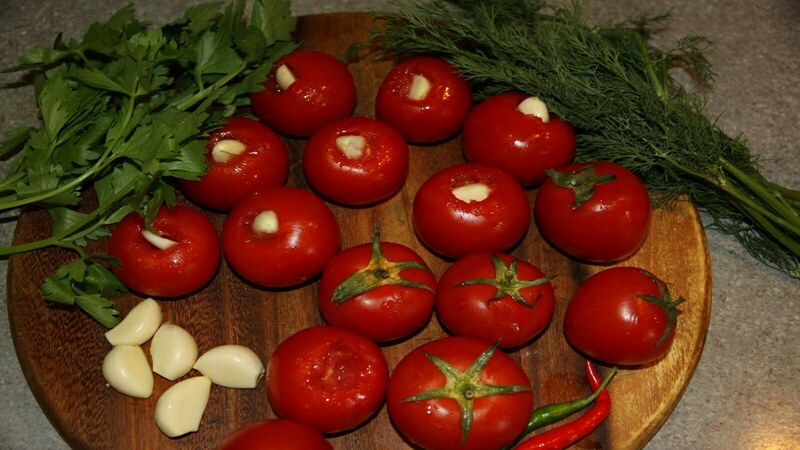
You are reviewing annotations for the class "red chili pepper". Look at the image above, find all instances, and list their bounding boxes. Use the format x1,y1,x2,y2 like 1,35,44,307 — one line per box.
515,360,613,450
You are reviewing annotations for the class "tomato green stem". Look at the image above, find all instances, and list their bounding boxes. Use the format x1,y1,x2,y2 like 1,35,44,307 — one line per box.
544,165,616,208
458,254,554,306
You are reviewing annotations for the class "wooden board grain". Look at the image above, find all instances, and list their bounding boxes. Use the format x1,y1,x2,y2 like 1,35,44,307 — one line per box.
6,12,711,450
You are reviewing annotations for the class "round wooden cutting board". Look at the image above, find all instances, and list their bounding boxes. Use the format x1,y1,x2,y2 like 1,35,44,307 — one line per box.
6,12,711,450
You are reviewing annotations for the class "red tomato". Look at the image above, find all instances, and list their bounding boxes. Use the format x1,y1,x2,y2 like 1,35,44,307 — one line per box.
221,187,340,287
564,267,684,366
387,336,533,450
317,228,436,342
461,92,576,186
303,116,409,205
179,117,289,211
251,50,356,137
107,205,220,297
266,325,389,434
413,163,530,259
533,161,651,262
217,418,332,450
375,56,472,143
436,252,555,349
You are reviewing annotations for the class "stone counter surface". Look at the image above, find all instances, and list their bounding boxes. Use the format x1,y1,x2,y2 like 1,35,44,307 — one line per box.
1,1,797,449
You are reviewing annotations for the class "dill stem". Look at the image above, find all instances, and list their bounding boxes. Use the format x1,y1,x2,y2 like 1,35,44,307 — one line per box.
720,157,800,229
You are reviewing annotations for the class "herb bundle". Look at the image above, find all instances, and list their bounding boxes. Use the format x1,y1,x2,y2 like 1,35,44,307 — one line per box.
373,0,800,279
0,0,297,326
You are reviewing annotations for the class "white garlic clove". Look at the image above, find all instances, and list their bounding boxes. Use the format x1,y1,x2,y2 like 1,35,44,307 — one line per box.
105,298,162,346
452,182,491,203
193,344,265,389
154,376,212,438
150,323,198,381
102,345,154,398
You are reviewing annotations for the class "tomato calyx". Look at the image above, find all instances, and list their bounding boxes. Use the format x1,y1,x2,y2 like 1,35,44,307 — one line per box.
458,254,555,307
403,342,531,444
636,271,686,345
332,226,434,304
545,165,616,208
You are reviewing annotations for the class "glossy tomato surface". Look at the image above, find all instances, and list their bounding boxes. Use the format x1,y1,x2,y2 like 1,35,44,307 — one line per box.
221,187,340,287
217,418,332,450
375,56,472,143
564,267,683,366
266,326,389,434
107,205,220,297
303,116,409,205
387,336,533,450
534,161,651,262
251,50,356,137
462,92,576,186
413,163,530,259
317,238,436,342
180,117,289,211
436,252,555,349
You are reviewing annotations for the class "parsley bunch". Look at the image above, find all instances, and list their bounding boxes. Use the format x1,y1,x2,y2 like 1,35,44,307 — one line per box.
0,0,297,327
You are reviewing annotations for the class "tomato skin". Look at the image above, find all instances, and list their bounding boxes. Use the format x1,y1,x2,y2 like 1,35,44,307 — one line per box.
436,252,555,349
564,267,678,366
317,241,436,343
413,163,530,259
534,161,651,262
179,117,289,211
107,205,220,297
217,418,332,450
387,336,533,450
375,56,472,143
303,116,409,205
251,50,356,137
462,92,576,186
221,187,340,288
266,326,389,434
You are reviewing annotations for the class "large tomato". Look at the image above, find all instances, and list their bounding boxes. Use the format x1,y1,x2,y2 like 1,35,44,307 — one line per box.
303,116,409,205
221,187,340,288
266,326,389,434
387,336,533,450
436,252,555,349
413,163,530,259
251,50,356,137
533,161,651,262
564,267,684,366
375,56,472,144
317,227,436,342
461,92,576,186
179,117,289,211
217,418,332,450
107,205,220,297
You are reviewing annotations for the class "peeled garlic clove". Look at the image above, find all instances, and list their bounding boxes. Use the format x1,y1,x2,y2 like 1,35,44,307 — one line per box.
105,298,162,346
155,376,211,438
102,345,154,398
150,323,198,381
193,344,264,389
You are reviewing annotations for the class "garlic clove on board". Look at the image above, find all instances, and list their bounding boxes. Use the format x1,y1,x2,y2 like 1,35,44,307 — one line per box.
193,344,265,389
150,323,198,381
105,298,162,346
154,376,212,438
102,345,154,398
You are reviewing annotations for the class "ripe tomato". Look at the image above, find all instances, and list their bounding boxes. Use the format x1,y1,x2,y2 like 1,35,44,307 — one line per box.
413,163,530,259
436,253,555,349
266,325,389,434
375,56,472,143
317,227,436,343
217,418,332,450
179,117,289,211
221,187,340,288
564,267,685,366
107,205,220,297
533,161,651,262
461,92,576,186
387,337,533,450
303,116,409,205
251,50,357,137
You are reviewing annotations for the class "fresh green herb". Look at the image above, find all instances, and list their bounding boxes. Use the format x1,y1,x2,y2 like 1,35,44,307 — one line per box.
372,0,800,279
0,0,297,327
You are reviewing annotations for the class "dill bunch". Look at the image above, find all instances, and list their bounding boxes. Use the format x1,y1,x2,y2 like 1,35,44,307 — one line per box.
372,0,800,279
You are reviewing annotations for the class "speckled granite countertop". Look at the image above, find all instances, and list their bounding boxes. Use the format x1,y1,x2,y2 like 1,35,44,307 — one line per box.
1,1,798,449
